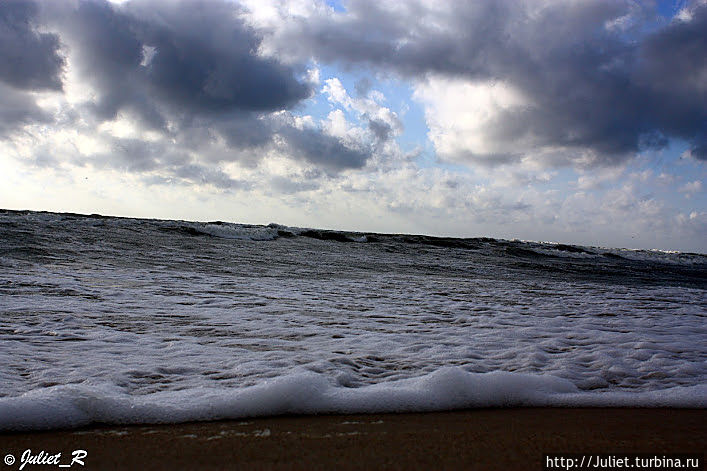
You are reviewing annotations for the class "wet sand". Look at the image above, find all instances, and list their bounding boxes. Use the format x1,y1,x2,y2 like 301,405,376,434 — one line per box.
1,408,704,470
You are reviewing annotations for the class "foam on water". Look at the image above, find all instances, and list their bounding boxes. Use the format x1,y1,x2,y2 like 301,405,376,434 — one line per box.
0,210,705,431
1,368,704,431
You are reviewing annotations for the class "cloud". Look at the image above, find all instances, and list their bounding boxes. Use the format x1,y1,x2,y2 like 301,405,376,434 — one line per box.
0,1,64,136
279,125,370,171
0,0,64,91
45,0,311,123
0,83,52,137
637,1,707,160
12,0,701,174
261,0,707,168
170,163,248,190
0,0,378,179
368,118,392,142
412,77,528,166
269,175,320,194
322,77,402,144
679,180,703,198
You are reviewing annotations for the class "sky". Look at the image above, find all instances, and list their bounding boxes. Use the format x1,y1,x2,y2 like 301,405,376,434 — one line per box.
0,0,705,252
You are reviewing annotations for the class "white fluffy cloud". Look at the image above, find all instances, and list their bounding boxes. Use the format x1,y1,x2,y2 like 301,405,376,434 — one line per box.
413,76,530,164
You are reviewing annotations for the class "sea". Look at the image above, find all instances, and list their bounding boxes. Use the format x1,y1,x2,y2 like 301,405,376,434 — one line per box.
0,209,705,431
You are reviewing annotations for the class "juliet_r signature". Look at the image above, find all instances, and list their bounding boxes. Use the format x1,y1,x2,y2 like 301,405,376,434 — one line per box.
12,449,87,470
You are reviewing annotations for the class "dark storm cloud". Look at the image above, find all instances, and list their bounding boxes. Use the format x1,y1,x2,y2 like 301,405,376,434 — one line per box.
47,0,310,123
0,0,63,135
279,126,370,171
691,136,707,160
216,115,278,151
0,0,64,91
276,0,707,166
129,1,310,114
637,3,707,160
160,113,370,172
12,0,373,174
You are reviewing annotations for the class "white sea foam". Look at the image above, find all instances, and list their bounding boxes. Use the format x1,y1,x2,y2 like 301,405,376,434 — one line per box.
1,368,704,431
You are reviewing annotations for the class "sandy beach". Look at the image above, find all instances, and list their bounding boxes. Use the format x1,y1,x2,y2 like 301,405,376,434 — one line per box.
1,408,704,470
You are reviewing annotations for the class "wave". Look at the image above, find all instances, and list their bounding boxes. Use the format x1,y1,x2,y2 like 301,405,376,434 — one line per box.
2,209,705,265
1,368,704,432
159,222,281,241
154,221,707,266
157,221,369,243
159,222,705,264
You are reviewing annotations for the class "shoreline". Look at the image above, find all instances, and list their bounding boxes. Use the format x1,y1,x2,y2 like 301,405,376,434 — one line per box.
1,408,704,470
